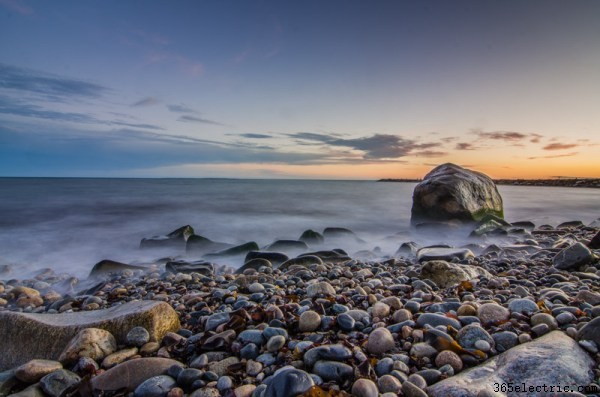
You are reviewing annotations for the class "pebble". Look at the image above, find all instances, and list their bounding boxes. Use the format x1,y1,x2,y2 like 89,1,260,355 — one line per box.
351,378,378,397
127,326,151,347
337,313,355,331
313,361,353,381
306,281,336,297
15,360,63,383
263,368,314,397
377,375,402,393
133,375,177,397
507,298,538,314
101,347,139,369
402,380,428,397
477,303,510,325
493,331,518,352
366,327,395,355
435,350,463,372
298,310,321,332
266,335,286,352
456,324,494,350
39,369,81,397
530,313,558,330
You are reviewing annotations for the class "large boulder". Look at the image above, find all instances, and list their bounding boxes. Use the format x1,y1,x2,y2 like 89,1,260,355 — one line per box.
140,225,194,249
420,260,492,288
427,331,595,397
411,163,503,225
0,301,179,371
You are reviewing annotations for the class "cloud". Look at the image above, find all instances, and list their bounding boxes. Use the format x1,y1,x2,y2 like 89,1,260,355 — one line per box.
288,132,442,160
455,142,476,150
110,121,164,130
131,97,159,107
473,130,529,141
167,104,196,113
178,115,224,126
412,150,448,158
528,152,579,160
543,143,579,150
0,0,33,15
530,133,543,143
238,133,273,139
0,96,101,124
0,63,106,100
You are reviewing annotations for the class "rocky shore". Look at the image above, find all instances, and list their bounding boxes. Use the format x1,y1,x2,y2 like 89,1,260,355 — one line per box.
1,218,600,397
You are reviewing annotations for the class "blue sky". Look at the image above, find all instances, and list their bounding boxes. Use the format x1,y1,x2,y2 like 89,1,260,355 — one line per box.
1,0,599,178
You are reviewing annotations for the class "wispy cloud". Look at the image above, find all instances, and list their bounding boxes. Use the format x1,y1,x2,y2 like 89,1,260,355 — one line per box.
528,152,579,160
472,130,530,141
530,133,543,143
0,64,106,100
131,97,159,107
455,142,476,150
110,121,164,130
238,133,273,139
543,143,579,150
288,132,442,160
178,115,224,126
0,0,33,15
412,150,448,157
167,104,196,113
0,96,101,124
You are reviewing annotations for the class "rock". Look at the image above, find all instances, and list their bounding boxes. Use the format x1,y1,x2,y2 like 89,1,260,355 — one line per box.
477,303,509,325
101,347,138,369
266,335,286,352
417,248,475,263
366,327,395,355
411,163,504,225
337,313,355,331
351,378,378,397
299,230,324,246
420,261,490,288
165,260,214,275
313,361,353,382
427,331,595,397
15,360,63,383
205,242,260,258
378,375,402,393
39,369,80,397
133,375,177,397
88,259,147,278
455,324,494,350
507,298,538,314
402,380,428,397
298,311,321,332
303,345,353,368
234,384,256,397
189,388,220,397
576,290,600,305
263,367,314,397
141,225,194,249
588,230,600,249
434,350,462,372
7,383,45,397
59,328,117,365
279,255,324,270
265,240,309,252
416,313,461,329
127,326,151,347
323,227,357,239
236,259,272,274
577,316,600,346
205,312,231,331
492,331,518,352
244,251,289,267
0,301,180,371
1,370,19,396
207,357,239,377
91,358,181,393
306,281,336,298
553,243,593,270
186,235,231,254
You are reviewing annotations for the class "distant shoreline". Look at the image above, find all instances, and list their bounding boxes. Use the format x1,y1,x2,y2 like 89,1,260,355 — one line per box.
379,178,600,188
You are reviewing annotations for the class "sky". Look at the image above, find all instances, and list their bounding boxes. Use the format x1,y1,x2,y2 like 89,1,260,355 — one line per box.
1,0,599,179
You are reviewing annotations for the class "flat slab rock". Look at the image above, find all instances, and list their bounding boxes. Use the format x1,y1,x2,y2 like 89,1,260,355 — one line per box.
427,331,595,397
0,301,180,371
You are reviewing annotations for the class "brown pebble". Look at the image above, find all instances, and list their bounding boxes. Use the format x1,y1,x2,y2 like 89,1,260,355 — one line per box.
435,350,463,372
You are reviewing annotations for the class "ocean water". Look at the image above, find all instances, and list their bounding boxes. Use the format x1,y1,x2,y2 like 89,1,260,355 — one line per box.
0,178,598,278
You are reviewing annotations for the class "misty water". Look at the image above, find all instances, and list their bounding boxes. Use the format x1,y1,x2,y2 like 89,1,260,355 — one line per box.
0,178,598,279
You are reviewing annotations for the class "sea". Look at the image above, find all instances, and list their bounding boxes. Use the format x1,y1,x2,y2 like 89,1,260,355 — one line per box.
0,178,598,279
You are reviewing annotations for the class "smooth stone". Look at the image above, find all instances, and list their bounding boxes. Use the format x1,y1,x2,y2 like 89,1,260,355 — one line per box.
507,298,538,314
166,260,214,275
410,343,438,359
477,303,509,325
216,376,233,391
427,331,595,397
248,283,265,293
133,375,177,397
127,326,151,347
455,324,494,350
312,361,353,382
101,347,138,369
0,301,179,371
236,259,272,274
336,313,355,331
265,240,309,252
91,358,182,393
417,249,475,263
88,259,147,278
59,328,117,365
420,261,490,288
205,312,230,331
234,385,256,397
351,378,378,397
244,251,289,267
39,369,81,397
366,327,395,355
377,375,402,393
416,313,461,329
435,350,463,372
371,302,390,318
306,282,336,298
576,290,600,305
577,317,600,346
6,383,45,397
177,368,203,392
410,163,504,224
402,380,428,397
553,242,593,270
240,343,259,360
492,331,518,353
530,313,558,330
266,335,286,352
298,311,321,332
299,230,325,246
189,387,220,397
15,360,63,383
263,368,315,397
208,357,239,377
303,344,353,368
1,370,19,396
238,330,264,346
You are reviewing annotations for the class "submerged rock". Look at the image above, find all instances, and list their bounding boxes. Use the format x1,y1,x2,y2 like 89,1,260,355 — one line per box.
140,225,194,249
0,301,179,371
411,163,504,225
165,260,215,275
553,242,593,270
427,331,595,397
88,260,148,279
